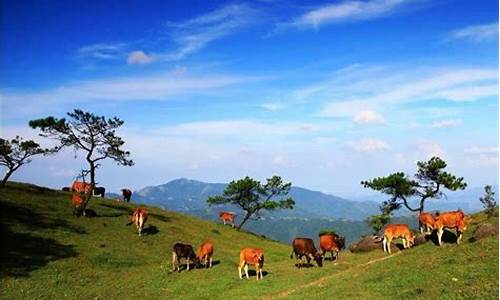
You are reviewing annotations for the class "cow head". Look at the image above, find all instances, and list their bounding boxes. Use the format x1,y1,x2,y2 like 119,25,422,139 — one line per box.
458,216,472,231
408,233,416,247
312,251,323,267
335,235,346,250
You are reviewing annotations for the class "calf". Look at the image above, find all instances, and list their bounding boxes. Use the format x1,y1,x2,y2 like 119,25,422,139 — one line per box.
290,238,323,267
238,248,264,280
383,224,415,254
197,241,214,268
319,234,345,261
130,208,148,236
219,211,236,228
419,212,436,234
434,210,471,246
172,243,197,272
122,189,132,202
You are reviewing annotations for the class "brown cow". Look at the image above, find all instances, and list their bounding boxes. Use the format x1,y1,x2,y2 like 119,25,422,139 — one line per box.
72,181,93,194
238,248,264,280
383,224,415,254
172,243,197,272
434,210,471,246
130,207,148,236
419,212,436,234
122,189,132,202
219,211,236,228
319,234,345,261
197,241,214,268
290,238,323,267
71,193,85,216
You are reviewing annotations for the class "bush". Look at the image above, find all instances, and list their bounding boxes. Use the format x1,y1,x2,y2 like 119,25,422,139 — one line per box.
318,229,337,237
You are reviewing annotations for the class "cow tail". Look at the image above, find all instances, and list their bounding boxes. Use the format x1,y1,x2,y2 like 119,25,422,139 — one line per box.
290,251,294,259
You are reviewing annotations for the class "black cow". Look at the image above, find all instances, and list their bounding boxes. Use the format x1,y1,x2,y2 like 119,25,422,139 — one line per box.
122,189,132,202
290,237,323,268
61,187,71,192
93,187,106,198
172,243,197,272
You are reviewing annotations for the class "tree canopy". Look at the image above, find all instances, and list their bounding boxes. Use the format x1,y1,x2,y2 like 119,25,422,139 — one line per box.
0,136,52,187
29,109,134,210
361,156,467,214
207,176,295,229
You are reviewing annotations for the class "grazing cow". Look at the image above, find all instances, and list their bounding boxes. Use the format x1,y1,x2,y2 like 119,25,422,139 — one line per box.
319,233,346,261
62,187,71,192
122,189,132,202
382,224,415,254
172,243,197,272
72,181,93,194
290,238,323,267
238,248,264,280
93,187,106,198
197,241,214,268
130,207,148,236
419,212,436,234
71,193,85,216
434,210,471,246
219,211,236,228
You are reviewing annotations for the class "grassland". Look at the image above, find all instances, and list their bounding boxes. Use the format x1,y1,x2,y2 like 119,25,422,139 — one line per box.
1,182,498,299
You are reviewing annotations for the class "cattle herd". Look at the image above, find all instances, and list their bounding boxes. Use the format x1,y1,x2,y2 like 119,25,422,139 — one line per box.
64,184,472,280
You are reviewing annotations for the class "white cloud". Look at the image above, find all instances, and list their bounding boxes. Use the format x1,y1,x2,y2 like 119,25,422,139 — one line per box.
261,102,285,111
1,71,258,107
289,0,415,28
162,4,258,61
78,43,127,60
464,146,498,154
349,138,391,153
448,22,499,42
353,110,385,124
430,119,462,128
315,66,498,117
127,51,155,65
416,140,445,159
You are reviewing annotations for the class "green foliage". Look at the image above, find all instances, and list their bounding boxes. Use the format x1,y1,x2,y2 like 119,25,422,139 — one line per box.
207,175,295,229
361,156,467,213
0,136,52,187
480,185,497,218
318,229,337,237
365,212,391,235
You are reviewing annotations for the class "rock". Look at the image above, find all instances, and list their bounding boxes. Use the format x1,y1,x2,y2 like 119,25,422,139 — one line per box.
470,224,498,242
413,233,429,246
349,235,398,253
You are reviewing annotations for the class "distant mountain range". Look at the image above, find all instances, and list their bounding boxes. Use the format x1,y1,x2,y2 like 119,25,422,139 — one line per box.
106,178,492,244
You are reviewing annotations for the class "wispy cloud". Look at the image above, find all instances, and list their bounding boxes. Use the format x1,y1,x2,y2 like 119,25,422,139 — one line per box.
448,22,499,42
261,102,285,111
353,110,385,124
283,0,417,29
307,65,498,117
348,138,391,153
161,3,259,61
78,43,127,60
430,119,462,128
464,146,498,154
416,140,445,159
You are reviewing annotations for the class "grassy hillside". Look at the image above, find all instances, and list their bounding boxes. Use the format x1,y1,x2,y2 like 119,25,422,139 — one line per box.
1,183,498,299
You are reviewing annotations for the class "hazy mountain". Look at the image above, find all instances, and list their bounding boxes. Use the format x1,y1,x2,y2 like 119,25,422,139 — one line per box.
131,178,379,221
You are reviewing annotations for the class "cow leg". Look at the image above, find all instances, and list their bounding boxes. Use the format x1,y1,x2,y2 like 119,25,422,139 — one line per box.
387,238,392,254
172,252,178,272
437,227,443,246
187,259,190,271
244,264,249,279
238,263,244,279
260,269,263,280
223,220,226,225
457,230,462,244
382,238,387,253
209,257,213,268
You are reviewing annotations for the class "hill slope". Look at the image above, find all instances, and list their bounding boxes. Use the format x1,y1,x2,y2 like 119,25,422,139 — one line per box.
1,183,498,299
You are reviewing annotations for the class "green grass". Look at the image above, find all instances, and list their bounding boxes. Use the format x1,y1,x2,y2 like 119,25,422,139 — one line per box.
1,182,498,299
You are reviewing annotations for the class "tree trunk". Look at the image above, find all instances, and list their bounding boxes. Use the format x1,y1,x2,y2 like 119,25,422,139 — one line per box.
81,160,96,213
237,211,253,230
0,168,14,187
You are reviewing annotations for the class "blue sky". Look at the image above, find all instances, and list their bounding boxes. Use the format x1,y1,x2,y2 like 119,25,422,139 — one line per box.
1,0,498,197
